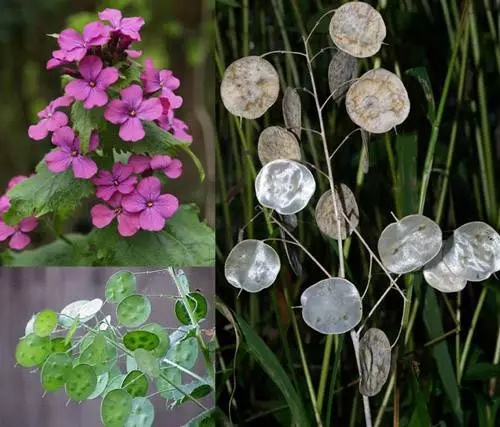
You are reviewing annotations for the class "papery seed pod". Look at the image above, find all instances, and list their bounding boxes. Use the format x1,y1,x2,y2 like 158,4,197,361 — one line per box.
300,277,362,334
329,1,386,58
279,213,303,276
442,221,500,282
282,87,302,138
423,238,468,293
346,68,410,134
257,126,302,165
220,56,280,119
361,130,370,174
328,50,358,103
359,328,391,397
315,184,359,240
224,239,281,293
255,159,316,215
378,214,442,274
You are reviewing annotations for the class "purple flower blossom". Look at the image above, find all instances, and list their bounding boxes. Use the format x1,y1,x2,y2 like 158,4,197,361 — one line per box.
141,59,183,109
128,155,152,174
57,22,111,62
47,49,67,70
92,163,138,201
28,96,74,140
104,84,162,142
0,196,10,214
64,56,119,109
98,9,145,41
158,98,192,142
45,126,99,179
91,194,140,237
151,155,183,179
125,49,142,58
122,176,179,231
0,217,38,250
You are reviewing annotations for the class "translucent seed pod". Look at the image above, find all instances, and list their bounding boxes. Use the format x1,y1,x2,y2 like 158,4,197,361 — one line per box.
315,184,359,240
255,159,316,215
282,87,302,138
378,214,442,274
220,56,280,119
328,50,358,103
257,126,302,165
300,277,362,334
359,328,392,397
224,239,281,293
329,1,386,58
346,68,410,134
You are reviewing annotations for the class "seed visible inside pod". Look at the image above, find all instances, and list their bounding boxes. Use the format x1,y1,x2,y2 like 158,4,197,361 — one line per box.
300,277,362,334
378,214,442,274
442,221,500,282
282,87,302,138
359,328,391,397
423,238,468,293
315,184,359,240
346,68,410,134
257,126,301,165
328,50,358,103
224,239,281,293
220,56,280,119
329,1,386,58
255,159,316,215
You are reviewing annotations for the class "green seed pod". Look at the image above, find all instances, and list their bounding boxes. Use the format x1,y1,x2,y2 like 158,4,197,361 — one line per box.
105,271,137,303
34,309,58,337
65,364,98,401
123,330,160,352
117,295,151,327
122,370,149,397
101,389,133,427
15,334,51,367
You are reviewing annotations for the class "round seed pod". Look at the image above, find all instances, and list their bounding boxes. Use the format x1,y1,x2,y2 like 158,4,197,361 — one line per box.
105,271,136,303
59,300,89,328
79,298,103,319
166,337,199,370
328,50,358,103
124,397,155,427
423,238,468,293
15,334,51,367
41,352,73,392
282,87,302,137
123,331,160,352
359,328,391,397
135,348,160,379
442,221,500,282
65,364,98,401
117,295,151,328
220,56,280,119
100,388,133,426
346,68,410,134
329,1,386,58
255,159,316,215
300,277,362,334
257,126,301,165
315,184,359,240
88,372,109,399
142,323,170,357
122,370,149,398
224,239,281,293
34,309,57,337
378,214,442,274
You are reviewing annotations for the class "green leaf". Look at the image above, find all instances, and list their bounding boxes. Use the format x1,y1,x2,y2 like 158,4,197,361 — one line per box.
463,362,500,381
423,287,464,425
406,67,436,123
71,101,102,153
395,133,418,217
169,379,212,406
408,367,432,427
135,349,160,379
115,63,142,90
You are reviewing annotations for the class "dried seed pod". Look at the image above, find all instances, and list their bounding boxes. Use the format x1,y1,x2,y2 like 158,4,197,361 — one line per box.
315,184,359,240
300,277,362,334
257,126,302,165
328,50,357,103
423,239,468,293
442,222,500,282
359,328,391,397
220,56,280,119
255,159,316,215
224,239,281,293
329,1,386,58
378,214,442,274
282,87,302,137
346,68,410,134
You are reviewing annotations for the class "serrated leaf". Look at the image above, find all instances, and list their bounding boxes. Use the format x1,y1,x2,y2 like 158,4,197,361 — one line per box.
71,101,102,153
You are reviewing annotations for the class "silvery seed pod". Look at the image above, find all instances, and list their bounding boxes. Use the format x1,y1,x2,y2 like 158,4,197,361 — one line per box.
359,328,392,397
328,50,358,103
282,87,302,138
257,126,301,165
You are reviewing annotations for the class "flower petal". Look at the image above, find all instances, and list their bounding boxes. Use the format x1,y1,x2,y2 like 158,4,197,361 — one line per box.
162,89,183,109
97,67,119,88
104,100,129,124
98,8,122,28
79,55,103,81
91,204,116,228
72,156,98,179
0,221,15,241
19,217,38,233
117,175,138,195
128,155,151,173
120,84,143,110
122,191,146,213
112,163,133,180
95,185,117,201
92,170,113,186
58,28,84,51
0,196,11,214
51,126,75,147
136,98,162,121
150,155,172,171
84,87,108,109
45,149,72,173
46,112,69,131
141,59,161,93
165,159,183,179
136,176,161,201
125,49,142,58
117,211,140,236
154,194,179,219
159,70,180,90
65,79,91,101
119,17,145,41
28,120,50,141
50,95,74,109
89,131,100,152
119,117,145,142
83,21,110,46
140,207,165,231
9,232,30,250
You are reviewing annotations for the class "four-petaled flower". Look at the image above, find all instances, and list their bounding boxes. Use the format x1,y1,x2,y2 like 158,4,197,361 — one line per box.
57,21,111,62
151,155,183,179
92,163,138,201
0,217,38,250
141,59,183,109
104,84,162,142
158,98,192,142
123,176,179,231
91,194,140,237
128,155,152,174
28,96,74,140
99,8,144,41
65,56,119,109
45,126,99,179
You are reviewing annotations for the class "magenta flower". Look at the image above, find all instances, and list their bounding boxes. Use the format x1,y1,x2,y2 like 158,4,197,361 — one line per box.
122,176,179,231
141,59,183,109
47,49,67,70
45,127,99,179
58,22,111,62
125,49,142,59
98,9,144,41
91,194,140,237
128,155,152,174
0,217,38,250
104,84,163,142
92,163,138,201
28,96,74,140
158,101,192,142
65,56,118,109
7,175,29,191
151,155,183,179
0,196,10,214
